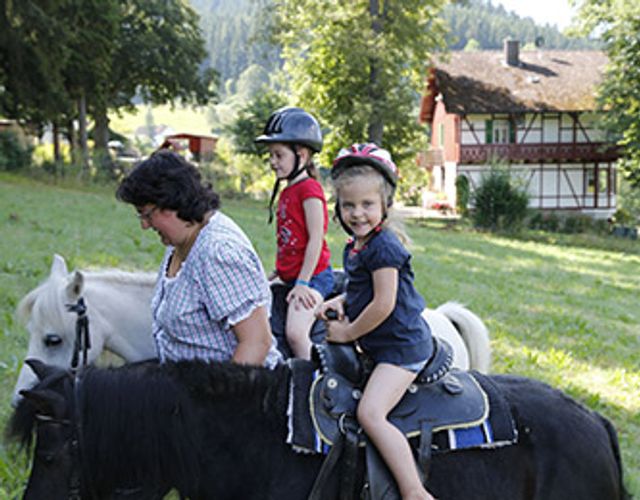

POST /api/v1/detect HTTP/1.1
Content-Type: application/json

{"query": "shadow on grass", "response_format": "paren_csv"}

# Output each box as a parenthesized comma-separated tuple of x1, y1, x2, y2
(410, 217, 640, 256)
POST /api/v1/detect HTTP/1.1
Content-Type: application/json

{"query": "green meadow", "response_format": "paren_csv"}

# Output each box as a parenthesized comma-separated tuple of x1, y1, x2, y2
(0, 172, 638, 497)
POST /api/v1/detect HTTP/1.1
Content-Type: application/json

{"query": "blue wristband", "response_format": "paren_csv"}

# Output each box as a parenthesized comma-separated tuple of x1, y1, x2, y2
(295, 279, 310, 287)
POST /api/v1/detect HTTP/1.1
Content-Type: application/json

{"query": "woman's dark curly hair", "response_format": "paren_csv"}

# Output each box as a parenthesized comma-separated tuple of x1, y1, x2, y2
(116, 150, 220, 223)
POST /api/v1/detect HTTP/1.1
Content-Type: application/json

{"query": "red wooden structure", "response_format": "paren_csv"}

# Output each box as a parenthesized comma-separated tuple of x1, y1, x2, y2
(161, 133, 218, 162)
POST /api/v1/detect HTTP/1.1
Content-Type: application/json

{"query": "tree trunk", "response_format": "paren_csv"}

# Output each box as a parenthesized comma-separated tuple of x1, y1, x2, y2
(51, 121, 60, 177)
(66, 118, 76, 174)
(367, 0, 384, 145)
(78, 93, 89, 176)
(93, 109, 110, 151)
(52, 122, 61, 163)
(93, 108, 115, 176)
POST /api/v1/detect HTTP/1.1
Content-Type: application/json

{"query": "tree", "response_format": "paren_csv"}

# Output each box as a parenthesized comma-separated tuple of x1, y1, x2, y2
(0, 0, 216, 174)
(571, 0, 640, 187)
(0, 0, 74, 162)
(227, 89, 286, 156)
(90, 0, 218, 163)
(265, 0, 448, 165)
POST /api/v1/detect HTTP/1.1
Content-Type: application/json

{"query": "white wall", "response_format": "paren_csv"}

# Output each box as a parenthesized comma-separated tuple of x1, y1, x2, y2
(459, 112, 607, 145)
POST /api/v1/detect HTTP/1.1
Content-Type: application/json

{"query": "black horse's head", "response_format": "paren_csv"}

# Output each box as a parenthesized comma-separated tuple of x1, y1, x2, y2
(7, 359, 76, 500)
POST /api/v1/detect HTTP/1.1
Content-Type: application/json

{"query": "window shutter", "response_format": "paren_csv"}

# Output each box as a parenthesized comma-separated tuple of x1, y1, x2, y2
(485, 119, 493, 144)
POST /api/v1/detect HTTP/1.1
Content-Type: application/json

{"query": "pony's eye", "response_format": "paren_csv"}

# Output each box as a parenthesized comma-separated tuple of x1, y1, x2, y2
(44, 334, 63, 347)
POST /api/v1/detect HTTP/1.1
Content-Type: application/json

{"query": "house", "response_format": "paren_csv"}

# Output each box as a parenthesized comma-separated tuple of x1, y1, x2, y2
(160, 133, 218, 162)
(419, 40, 620, 219)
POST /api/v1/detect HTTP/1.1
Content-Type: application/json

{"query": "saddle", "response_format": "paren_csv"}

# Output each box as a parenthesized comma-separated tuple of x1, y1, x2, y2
(310, 341, 488, 448)
(306, 341, 489, 500)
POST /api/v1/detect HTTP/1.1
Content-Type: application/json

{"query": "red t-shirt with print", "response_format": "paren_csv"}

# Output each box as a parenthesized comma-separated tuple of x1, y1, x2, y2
(275, 178, 331, 282)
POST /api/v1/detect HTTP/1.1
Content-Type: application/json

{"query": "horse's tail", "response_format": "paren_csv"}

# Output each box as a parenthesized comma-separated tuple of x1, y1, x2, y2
(435, 302, 491, 373)
(598, 413, 631, 500)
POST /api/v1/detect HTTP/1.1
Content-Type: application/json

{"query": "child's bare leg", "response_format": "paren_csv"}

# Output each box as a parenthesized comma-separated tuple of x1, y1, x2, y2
(285, 288, 322, 359)
(358, 364, 436, 500)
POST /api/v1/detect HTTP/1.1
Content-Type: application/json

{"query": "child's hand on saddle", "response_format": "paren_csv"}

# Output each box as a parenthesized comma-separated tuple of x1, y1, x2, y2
(316, 299, 344, 321)
(286, 284, 319, 310)
(325, 318, 352, 343)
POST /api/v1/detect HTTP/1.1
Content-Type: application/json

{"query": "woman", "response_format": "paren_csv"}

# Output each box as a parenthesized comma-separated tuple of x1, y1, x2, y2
(116, 150, 282, 368)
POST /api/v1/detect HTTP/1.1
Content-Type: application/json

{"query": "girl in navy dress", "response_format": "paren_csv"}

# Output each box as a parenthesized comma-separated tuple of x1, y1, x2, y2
(317, 143, 435, 500)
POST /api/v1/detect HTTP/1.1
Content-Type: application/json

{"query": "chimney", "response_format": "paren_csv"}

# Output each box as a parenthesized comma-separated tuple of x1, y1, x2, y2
(504, 39, 520, 66)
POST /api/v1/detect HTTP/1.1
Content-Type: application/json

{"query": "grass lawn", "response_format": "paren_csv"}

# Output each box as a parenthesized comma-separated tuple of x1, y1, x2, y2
(1, 172, 638, 497)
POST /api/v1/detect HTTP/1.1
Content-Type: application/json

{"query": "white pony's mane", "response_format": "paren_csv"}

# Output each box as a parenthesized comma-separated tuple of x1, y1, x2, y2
(80, 269, 157, 287)
(16, 267, 156, 324)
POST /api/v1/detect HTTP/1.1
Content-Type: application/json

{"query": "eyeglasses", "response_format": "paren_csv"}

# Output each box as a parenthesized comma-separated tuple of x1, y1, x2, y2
(136, 206, 158, 222)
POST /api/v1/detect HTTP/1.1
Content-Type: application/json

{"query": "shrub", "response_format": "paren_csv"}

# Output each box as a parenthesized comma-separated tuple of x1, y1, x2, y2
(528, 211, 560, 232)
(612, 207, 634, 226)
(0, 129, 33, 171)
(455, 174, 470, 216)
(471, 166, 530, 231)
(562, 215, 593, 234)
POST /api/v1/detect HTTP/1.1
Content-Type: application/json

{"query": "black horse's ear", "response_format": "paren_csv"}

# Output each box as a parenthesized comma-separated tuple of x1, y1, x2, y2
(19, 388, 65, 416)
(25, 359, 58, 381)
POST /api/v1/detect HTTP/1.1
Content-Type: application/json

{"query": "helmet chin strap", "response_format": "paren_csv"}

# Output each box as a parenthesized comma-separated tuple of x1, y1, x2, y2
(286, 146, 307, 182)
(268, 146, 307, 223)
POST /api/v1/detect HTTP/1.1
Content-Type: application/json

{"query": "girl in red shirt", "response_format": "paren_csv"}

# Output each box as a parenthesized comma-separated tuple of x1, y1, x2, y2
(256, 107, 334, 359)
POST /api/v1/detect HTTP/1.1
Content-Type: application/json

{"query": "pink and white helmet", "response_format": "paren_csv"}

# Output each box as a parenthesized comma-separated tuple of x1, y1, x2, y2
(331, 143, 398, 188)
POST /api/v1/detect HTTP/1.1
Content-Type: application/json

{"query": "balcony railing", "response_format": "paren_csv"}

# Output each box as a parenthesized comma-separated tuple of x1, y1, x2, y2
(459, 142, 621, 164)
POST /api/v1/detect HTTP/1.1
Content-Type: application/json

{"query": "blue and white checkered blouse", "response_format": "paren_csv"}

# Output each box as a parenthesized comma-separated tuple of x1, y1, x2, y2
(151, 211, 282, 368)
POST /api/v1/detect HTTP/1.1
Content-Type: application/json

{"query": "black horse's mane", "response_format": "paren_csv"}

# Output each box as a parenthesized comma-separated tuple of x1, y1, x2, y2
(8, 360, 291, 494)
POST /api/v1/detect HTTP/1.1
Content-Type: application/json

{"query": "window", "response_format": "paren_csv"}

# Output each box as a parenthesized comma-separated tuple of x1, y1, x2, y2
(485, 119, 513, 144)
(598, 168, 608, 194)
(586, 169, 595, 195)
(493, 120, 511, 144)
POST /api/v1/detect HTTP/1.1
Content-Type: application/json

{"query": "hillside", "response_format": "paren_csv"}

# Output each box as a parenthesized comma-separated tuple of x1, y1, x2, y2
(191, 0, 598, 91)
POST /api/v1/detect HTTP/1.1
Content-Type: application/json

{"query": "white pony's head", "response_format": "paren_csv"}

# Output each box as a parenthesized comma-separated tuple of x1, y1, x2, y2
(13, 255, 106, 405)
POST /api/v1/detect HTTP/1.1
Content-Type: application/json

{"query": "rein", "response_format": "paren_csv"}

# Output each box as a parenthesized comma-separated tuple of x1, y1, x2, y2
(65, 297, 92, 499)
(58, 298, 144, 499)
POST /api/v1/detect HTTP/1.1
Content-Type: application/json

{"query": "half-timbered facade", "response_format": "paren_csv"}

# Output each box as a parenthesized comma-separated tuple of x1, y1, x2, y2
(419, 41, 620, 218)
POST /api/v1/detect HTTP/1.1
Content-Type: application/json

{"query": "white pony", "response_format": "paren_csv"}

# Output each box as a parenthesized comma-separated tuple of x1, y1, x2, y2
(13, 255, 491, 404)
(13, 254, 157, 405)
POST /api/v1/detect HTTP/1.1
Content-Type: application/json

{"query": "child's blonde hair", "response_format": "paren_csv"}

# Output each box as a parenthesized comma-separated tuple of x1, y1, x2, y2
(332, 165, 411, 246)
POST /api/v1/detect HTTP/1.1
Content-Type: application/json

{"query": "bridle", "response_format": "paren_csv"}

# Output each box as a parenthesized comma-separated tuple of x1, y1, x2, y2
(29, 298, 92, 499)
(30, 364, 88, 499)
(30, 298, 150, 499)
(66, 297, 90, 372)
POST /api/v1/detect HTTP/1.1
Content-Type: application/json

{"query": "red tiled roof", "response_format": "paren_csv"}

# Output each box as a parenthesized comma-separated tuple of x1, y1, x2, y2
(426, 50, 608, 116)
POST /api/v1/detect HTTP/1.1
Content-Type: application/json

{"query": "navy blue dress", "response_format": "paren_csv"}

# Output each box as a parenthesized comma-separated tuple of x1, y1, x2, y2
(343, 229, 433, 365)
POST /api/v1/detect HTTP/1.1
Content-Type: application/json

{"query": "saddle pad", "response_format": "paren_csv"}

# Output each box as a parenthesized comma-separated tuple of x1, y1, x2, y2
(287, 359, 324, 453)
(430, 371, 518, 453)
(310, 370, 489, 447)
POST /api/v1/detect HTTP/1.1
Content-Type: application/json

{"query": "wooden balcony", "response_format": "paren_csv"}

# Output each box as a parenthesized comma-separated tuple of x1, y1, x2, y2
(459, 142, 621, 164)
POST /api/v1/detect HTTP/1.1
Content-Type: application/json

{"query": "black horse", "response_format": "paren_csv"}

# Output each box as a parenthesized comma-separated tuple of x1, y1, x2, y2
(7, 359, 628, 500)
